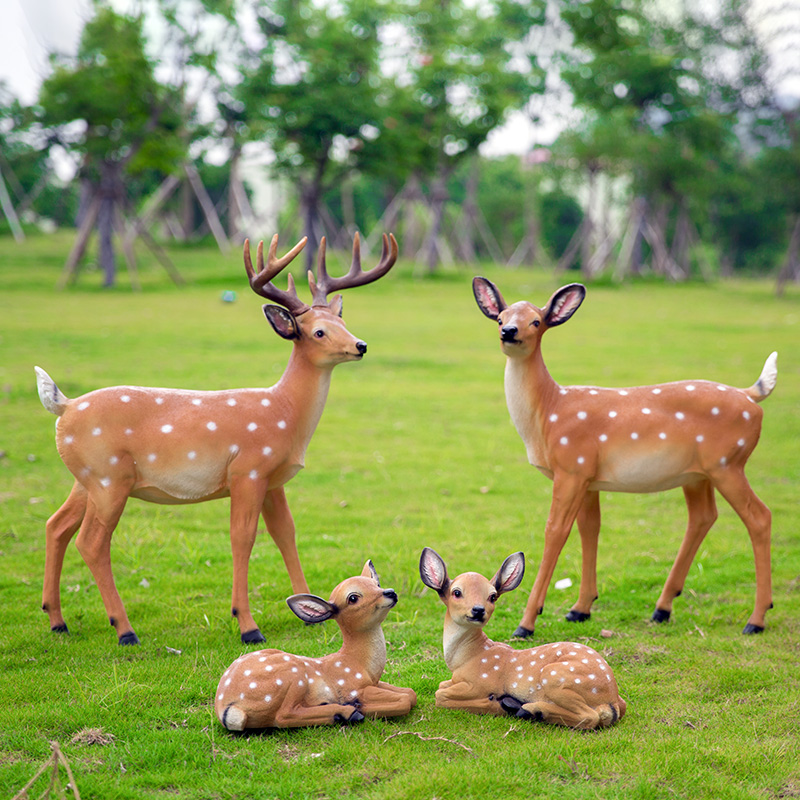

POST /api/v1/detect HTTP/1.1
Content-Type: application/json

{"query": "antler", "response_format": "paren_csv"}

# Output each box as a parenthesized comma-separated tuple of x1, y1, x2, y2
(309, 232, 398, 306)
(244, 235, 310, 316)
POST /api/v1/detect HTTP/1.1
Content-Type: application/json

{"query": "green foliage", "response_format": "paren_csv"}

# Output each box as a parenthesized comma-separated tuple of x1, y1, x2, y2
(1, 234, 800, 798)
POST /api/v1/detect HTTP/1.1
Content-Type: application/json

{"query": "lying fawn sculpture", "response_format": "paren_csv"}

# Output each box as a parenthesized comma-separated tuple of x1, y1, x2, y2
(473, 277, 777, 638)
(215, 560, 416, 730)
(35, 232, 397, 645)
(419, 548, 625, 729)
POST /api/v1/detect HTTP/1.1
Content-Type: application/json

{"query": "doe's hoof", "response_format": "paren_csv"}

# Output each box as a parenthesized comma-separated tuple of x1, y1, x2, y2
(499, 696, 523, 715)
(742, 623, 764, 635)
(118, 631, 140, 646)
(51, 623, 69, 634)
(241, 628, 267, 645)
(565, 610, 591, 623)
(513, 625, 534, 639)
(335, 710, 365, 725)
(651, 608, 671, 624)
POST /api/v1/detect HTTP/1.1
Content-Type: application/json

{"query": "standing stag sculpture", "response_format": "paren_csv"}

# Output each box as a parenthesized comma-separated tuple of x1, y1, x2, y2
(473, 277, 777, 638)
(216, 560, 416, 730)
(419, 548, 626, 729)
(35, 232, 397, 645)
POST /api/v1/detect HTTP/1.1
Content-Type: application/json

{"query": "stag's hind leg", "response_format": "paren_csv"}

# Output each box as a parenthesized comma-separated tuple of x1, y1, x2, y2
(652, 480, 717, 624)
(42, 481, 87, 634)
(711, 468, 772, 633)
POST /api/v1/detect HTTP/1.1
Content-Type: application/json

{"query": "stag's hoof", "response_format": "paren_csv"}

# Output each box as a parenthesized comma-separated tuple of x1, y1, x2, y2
(651, 608, 671, 624)
(513, 625, 534, 639)
(118, 631, 140, 646)
(51, 623, 69, 634)
(241, 628, 266, 645)
(566, 610, 591, 622)
(499, 696, 523, 715)
(742, 623, 765, 635)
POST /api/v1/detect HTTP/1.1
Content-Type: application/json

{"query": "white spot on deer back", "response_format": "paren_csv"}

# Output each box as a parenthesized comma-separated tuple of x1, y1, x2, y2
(78, 402, 90, 411)
(278, 420, 287, 429)
(161, 424, 173, 434)
(121, 395, 130, 403)
(207, 422, 217, 431)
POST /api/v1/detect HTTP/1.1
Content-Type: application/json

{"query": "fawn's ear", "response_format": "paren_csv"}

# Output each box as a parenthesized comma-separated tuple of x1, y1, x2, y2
(491, 552, 525, 596)
(362, 559, 380, 585)
(473, 277, 508, 321)
(287, 594, 337, 624)
(543, 284, 585, 328)
(263, 305, 300, 340)
(419, 547, 450, 597)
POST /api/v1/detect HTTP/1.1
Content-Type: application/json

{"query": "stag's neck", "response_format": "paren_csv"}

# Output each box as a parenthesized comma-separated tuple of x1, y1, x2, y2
(503, 347, 560, 464)
(442, 615, 493, 673)
(339, 626, 387, 684)
(275, 349, 334, 448)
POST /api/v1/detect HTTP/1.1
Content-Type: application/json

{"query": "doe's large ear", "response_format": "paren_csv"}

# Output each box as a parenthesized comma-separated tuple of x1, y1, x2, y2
(543, 284, 585, 328)
(362, 559, 380, 585)
(419, 547, 450, 596)
(287, 594, 337, 624)
(490, 552, 525, 596)
(263, 305, 299, 340)
(472, 277, 508, 321)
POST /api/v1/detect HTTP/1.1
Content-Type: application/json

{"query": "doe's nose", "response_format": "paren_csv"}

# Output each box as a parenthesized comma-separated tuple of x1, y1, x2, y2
(470, 605, 486, 621)
(501, 325, 518, 342)
(356, 340, 367, 355)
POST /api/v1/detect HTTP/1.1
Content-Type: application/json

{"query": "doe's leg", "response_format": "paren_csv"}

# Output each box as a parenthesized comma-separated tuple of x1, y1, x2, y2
(567, 489, 600, 622)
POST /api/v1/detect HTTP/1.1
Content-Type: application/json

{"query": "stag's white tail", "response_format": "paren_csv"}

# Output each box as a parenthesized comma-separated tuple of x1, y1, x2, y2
(747, 351, 778, 402)
(35, 367, 68, 416)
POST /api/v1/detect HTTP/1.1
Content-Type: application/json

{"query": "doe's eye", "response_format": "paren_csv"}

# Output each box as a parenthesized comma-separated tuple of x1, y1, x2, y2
(452, 589, 462, 598)
(488, 593, 498, 604)
(347, 593, 359, 604)
(314, 329, 325, 338)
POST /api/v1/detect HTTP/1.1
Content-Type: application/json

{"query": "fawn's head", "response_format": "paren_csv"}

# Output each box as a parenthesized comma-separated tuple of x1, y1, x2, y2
(419, 547, 525, 629)
(287, 560, 398, 633)
(473, 278, 586, 359)
(245, 233, 397, 369)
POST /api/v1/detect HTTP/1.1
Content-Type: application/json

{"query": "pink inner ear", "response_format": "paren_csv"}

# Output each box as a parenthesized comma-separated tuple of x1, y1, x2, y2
(550, 291, 582, 323)
(422, 554, 446, 589)
(476, 284, 501, 317)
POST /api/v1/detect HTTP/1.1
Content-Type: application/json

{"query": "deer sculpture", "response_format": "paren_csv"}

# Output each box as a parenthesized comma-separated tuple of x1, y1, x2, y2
(473, 277, 777, 638)
(35, 232, 397, 645)
(215, 560, 416, 730)
(419, 548, 625, 729)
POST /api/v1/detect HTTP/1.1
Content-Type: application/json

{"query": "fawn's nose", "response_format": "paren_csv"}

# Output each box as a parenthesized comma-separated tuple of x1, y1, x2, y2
(470, 605, 485, 621)
(356, 341, 367, 355)
(383, 589, 398, 604)
(500, 325, 518, 342)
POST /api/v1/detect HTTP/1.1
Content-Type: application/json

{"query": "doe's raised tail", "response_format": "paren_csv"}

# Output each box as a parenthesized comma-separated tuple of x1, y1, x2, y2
(746, 352, 778, 403)
(35, 367, 69, 415)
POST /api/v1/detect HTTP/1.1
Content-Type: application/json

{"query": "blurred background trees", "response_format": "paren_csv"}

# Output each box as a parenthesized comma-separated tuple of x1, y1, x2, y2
(1, 0, 798, 286)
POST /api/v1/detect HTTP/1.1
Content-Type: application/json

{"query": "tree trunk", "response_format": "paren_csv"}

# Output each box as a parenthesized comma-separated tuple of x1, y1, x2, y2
(423, 170, 449, 273)
(98, 161, 121, 288)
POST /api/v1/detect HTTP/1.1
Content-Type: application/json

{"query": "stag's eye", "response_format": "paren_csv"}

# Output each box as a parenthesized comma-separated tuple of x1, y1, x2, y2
(452, 589, 462, 599)
(347, 593, 359, 604)
(314, 329, 325, 338)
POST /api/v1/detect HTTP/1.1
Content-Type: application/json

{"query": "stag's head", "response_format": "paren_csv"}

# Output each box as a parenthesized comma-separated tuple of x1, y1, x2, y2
(245, 233, 398, 368)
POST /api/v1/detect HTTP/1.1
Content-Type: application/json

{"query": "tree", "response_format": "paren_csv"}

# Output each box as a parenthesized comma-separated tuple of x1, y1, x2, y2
(38, 4, 184, 287)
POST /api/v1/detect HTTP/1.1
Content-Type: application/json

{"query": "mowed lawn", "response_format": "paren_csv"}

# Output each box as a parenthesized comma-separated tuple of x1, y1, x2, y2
(1, 233, 798, 799)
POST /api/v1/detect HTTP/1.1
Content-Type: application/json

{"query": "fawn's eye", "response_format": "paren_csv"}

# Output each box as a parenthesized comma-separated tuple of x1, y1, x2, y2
(314, 329, 325, 338)
(532, 319, 540, 328)
(452, 589, 462, 599)
(347, 593, 359, 604)
(488, 593, 498, 604)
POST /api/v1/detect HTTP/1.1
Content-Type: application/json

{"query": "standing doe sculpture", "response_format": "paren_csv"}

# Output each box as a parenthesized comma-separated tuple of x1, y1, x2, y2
(35, 232, 397, 645)
(419, 548, 625, 729)
(216, 560, 416, 730)
(473, 277, 777, 638)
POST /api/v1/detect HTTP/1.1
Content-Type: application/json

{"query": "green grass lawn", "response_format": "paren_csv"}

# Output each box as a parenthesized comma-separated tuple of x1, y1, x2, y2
(1, 232, 799, 799)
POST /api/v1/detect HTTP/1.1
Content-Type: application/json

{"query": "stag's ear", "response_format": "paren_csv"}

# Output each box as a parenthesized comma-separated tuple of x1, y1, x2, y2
(543, 284, 585, 328)
(473, 277, 508, 321)
(491, 552, 525, 596)
(286, 594, 337, 624)
(263, 305, 299, 340)
(328, 294, 343, 317)
(362, 559, 380, 585)
(420, 547, 450, 597)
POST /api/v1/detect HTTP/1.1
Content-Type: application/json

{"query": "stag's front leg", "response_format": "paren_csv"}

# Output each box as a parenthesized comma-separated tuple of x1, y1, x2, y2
(42, 481, 87, 634)
(516, 473, 589, 638)
(261, 487, 309, 594)
(358, 683, 417, 719)
(566, 489, 601, 623)
(229, 476, 268, 644)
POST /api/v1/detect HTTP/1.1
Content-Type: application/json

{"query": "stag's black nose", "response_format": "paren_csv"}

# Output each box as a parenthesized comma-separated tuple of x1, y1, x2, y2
(470, 605, 485, 621)
(501, 325, 518, 342)
(356, 341, 367, 355)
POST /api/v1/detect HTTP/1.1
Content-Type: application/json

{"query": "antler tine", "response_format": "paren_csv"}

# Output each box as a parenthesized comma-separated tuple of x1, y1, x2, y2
(309, 232, 398, 305)
(244, 235, 310, 316)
